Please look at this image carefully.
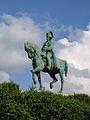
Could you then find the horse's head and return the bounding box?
[24,42,34,59]
[24,42,40,60]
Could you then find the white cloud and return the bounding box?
[53,23,90,95]
[58,38,72,47]
[0,14,43,72]
[55,28,90,70]
[0,71,10,83]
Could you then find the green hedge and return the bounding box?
[0,82,90,120]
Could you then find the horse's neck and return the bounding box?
[32,55,42,68]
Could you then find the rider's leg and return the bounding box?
[47,52,51,70]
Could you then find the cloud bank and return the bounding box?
[0,14,43,82]
[53,24,90,95]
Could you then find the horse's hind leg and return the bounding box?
[59,72,64,93]
[49,74,58,89]
[36,72,42,90]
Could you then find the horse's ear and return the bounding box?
[24,41,29,51]
[26,41,28,45]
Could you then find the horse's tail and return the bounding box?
[65,61,68,77]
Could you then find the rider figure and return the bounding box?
[41,31,54,70]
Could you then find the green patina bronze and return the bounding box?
[24,32,68,93]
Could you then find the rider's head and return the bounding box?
[46,31,53,40]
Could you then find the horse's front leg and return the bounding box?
[36,72,42,90]
[31,70,37,84]
[31,66,42,85]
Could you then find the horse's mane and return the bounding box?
[29,43,41,56]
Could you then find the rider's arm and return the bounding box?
[46,39,54,51]
[41,41,48,51]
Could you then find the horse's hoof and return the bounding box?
[50,83,53,89]
[39,86,45,91]
[59,90,62,94]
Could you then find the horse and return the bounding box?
[24,42,68,93]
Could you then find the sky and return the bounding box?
[0,0,90,95]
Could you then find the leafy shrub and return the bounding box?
[0,81,20,101]
[0,82,33,120]
[22,91,90,120]
[73,93,90,104]
[0,82,90,120]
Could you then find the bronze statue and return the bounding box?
[24,32,68,93]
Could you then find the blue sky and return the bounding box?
[0,0,90,94]
[0,0,90,27]
[0,0,90,41]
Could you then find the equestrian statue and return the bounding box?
[24,32,68,93]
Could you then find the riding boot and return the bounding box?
[47,52,52,70]
[47,59,51,70]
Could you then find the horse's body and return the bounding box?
[25,42,68,93]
